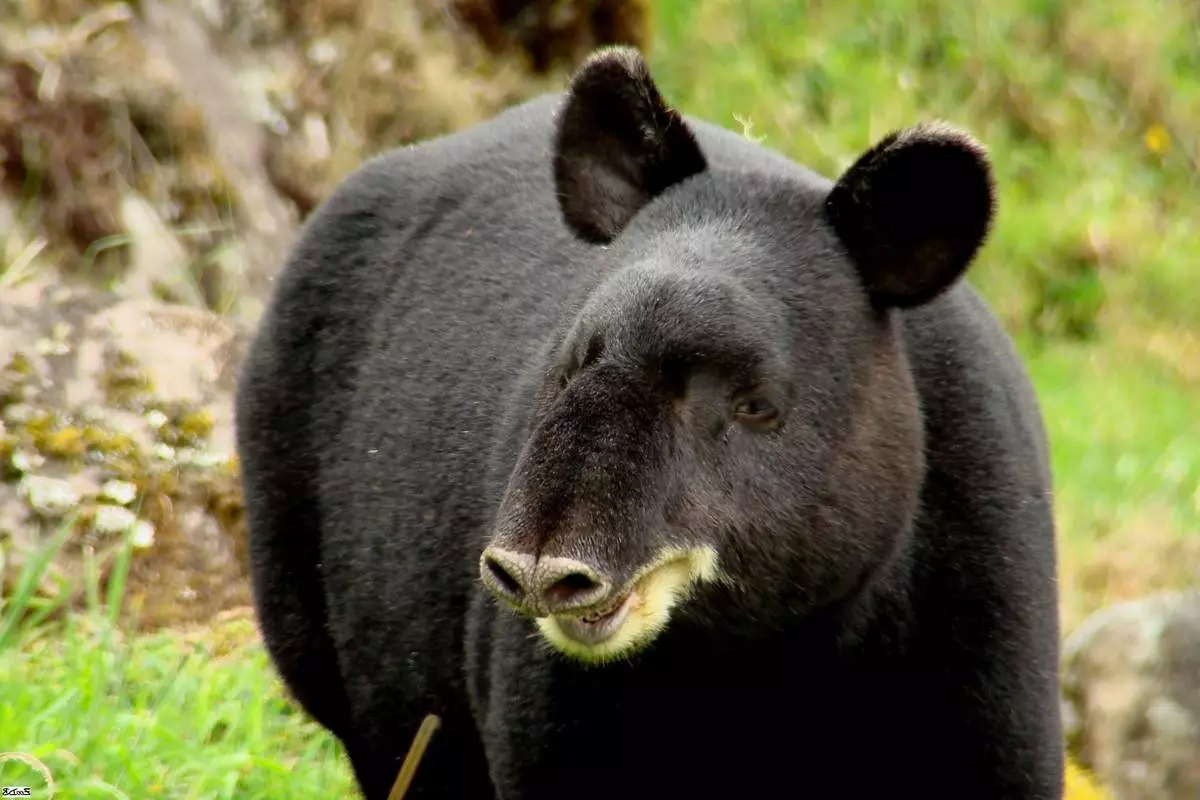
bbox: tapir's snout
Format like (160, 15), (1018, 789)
(479, 547), (617, 618)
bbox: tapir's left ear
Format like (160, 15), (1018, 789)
(824, 122), (996, 309)
(553, 46), (708, 244)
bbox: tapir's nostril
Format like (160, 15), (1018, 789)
(534, 557), (611, 614)
(545, 572), (599, 606)
(480, 547), (536, 604)
(480, 549), (611, 615)
(484, 556), (523, 598)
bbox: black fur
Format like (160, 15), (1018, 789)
(825, 122), (996, 308)
(235, 46), (1063, 800)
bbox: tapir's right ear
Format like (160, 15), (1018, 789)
(553, 46), (708, 244)
(824, 122), (995, 309)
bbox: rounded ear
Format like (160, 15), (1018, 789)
(553, 46), (708, 244)
(824, 122), (996, 309)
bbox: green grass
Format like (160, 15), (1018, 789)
(0, 517), (354, 798)
(0, 613), (355, 798)
(1027, 339), (1200, 541)
(2, 0), (1197, 794)
(646, 0), (1200, 339)
(1021, 336), (1200, 624)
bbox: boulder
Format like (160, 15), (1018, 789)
(1062, 589), (1200, 799)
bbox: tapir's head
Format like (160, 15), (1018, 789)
(478, 47), (996, 664)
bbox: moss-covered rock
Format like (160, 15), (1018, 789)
(0, 277), (252, 632)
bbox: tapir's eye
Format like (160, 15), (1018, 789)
(733, 394), (780, 429)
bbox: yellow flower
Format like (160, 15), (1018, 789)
(1144, 123), (1170, 155)
(1065, 756), (1113, 800)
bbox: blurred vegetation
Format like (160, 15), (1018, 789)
(650, 0), (1198, 342)
(1, 0), (1196, 797)
(0, 0), (648, 311)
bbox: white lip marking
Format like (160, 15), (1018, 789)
(533, 543), (730, 664)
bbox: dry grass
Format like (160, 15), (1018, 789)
(1060, 508), (1200, 635)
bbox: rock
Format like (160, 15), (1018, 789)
(16, 475), (82, 518)
(1062, 589), (1200, 800)
(92, 504), (138, 536)
(100, 479), (139, 506)
(0, 277), (251, 631)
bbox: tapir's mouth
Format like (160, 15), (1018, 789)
(534, 544), (724, 664)
(553, 590), (637, 646)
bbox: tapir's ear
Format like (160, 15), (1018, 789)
(824, 122), (995, 309)
(553, 46), (707, 244)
